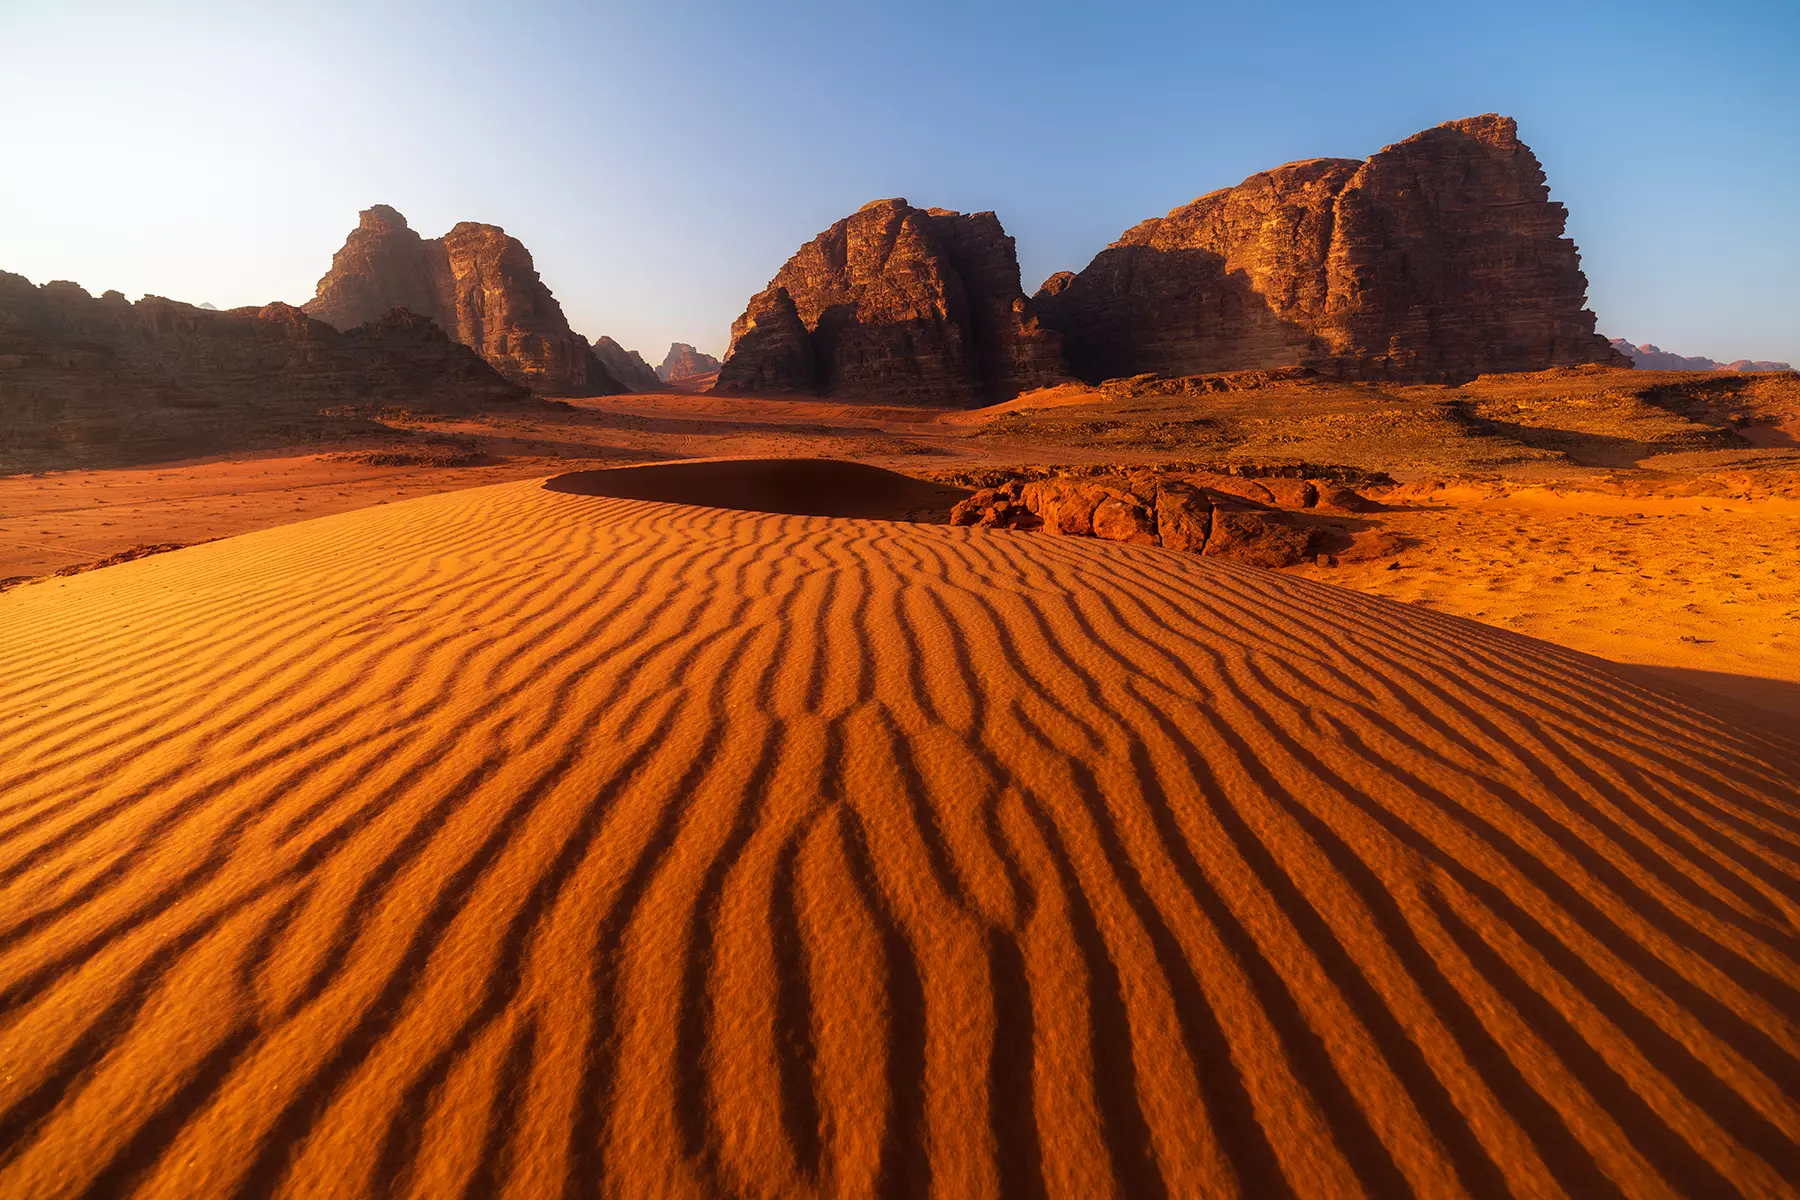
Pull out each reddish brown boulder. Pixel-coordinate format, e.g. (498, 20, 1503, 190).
(1036, 116, 1626, 383)
(1202, 501, 1319, 568)
(1092, 496, 1158, 544)
(968, 469, 1362, 568)
(1154, 481, 1213, 553)
(950, 484, 1040, 529)
(714, 198, 1066, 405)
(304, 206, 623, 396)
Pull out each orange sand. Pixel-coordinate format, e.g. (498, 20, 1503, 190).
(1, 462, 1798, 1197)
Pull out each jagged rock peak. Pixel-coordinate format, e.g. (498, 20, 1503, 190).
(304, 205, 623, 396)
(1035, 115, 1626, 383)
(714, 199, 1066, 405)
(657, 342, 721, 383)
(590, 336, 661, 391)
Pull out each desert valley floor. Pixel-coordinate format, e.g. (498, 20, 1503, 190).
(2, 370, 1799, 1196)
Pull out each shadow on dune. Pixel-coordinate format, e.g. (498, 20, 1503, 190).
(1616, 662, 1800, 730)
(544, 457, 970, 521)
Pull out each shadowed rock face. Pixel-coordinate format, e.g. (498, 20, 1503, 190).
(590, 336, 661, 391)
(1036, 116, 1626, 383)
(656, 342, 720, 383)
(305, 206, 624, 396)
(0, 271, 528, 470)
(715, 198, 1066, 405)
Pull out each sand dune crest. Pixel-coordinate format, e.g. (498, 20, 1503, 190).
(0, 461, 1797, 1198)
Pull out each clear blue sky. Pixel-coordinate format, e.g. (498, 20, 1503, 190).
(3, 0, 1795, 364)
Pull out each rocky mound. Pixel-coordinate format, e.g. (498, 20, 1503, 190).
(303, 205, 624, 396)
(590, 335, 661, 391)
(951, 468, 1378, 567)
(714, 198, 1067, 405)
(1036, 115, 1626, 383)
(0, 271, 527, 471)
(1609, 338, 1794, 372)
(656, 341, 721, 385)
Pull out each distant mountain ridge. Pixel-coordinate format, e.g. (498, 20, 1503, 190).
(1608, 338, 1792, 373)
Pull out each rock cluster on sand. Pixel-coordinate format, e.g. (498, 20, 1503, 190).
(304, 205, 624, 396)
(656, 342, 720, 384)
(1608, 338, 1793, 372)
(950, 469, 1376, 568)
(1031, 115, 1625, 383)
(0, 271, 527, 470)
(589, 335, 661, 391)
(714, 198, 1066, 405)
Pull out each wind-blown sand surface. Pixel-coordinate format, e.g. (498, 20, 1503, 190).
(2, 461, 1799, 1198)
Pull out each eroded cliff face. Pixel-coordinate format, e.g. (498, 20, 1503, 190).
(656, 342, 720, 384)
(714, 198, 1066, 405)
(1036, 116, 1626, 382)
(0, 272, 527, 470)
(305, 207, 624, 396)
(590, 336, 661, 391)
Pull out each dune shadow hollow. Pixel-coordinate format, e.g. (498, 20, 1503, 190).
(544, 457, 970, 521)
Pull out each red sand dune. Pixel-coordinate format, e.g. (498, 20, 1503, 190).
(1, 459, 1797, 1198)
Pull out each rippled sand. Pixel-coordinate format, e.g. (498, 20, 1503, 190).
(2, 462, 1797, 1198)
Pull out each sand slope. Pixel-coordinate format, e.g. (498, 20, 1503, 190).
(1, 464, 1798, 1199)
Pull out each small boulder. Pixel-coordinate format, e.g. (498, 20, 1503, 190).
(1092, 496, 1158, 544)
(1154, 481, 1213, 553)
(1203, 501, 1317, 568)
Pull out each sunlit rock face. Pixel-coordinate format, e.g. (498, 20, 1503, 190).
(656, 342, 720, 384)
(1035, 115, 1627, 383)
(305, 205, 623, 396)
(715, 198, 1066, 405)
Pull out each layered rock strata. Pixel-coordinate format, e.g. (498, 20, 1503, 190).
(0, 272, 526, 470)
(304, 205, 624, 395)
(1036, 116, 1625, 382)
(715, 198, 1066, 405)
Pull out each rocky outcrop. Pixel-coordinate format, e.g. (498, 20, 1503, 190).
(0, 272, 527, 471)
(714, 198, 1066, 405)
(948, 469, 1373, 568)
(304, 205, 623, 396)
(590, 336, 661, 390)
(1036, 116, 1625, 383)
(1609, 338, 1793, 372)
(713, 287, 814, 394)
(656, 342, 721, 385)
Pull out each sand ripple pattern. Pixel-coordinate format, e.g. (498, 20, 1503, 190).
(1, 477, 1798, 1199)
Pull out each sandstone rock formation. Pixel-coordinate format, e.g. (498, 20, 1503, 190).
(714, 287, 813, 393)
(1609, 338, 1793, 372)
(590, 336, 661, 391)
(304, 205, 623, 396)
(715, 198, 1066, 405)
(948, 469, 1372, 567)
(1035, 116, 1626, 383)
(656, 342, 720, 385)
(0, 271, 527, 471)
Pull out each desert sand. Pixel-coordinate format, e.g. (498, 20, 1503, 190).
(2, 460, 1797, 1197)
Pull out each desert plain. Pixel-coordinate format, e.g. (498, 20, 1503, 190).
(3, 109, 1800, 1199)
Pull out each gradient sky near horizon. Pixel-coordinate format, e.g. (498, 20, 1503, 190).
(3, 0, 1796, 365)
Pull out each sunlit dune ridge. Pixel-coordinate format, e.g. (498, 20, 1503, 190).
(1, 464, 1798, 1199)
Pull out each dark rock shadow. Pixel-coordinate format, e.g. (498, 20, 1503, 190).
(1036, 246, 1326, 383)
(544, 458, 971, 522)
